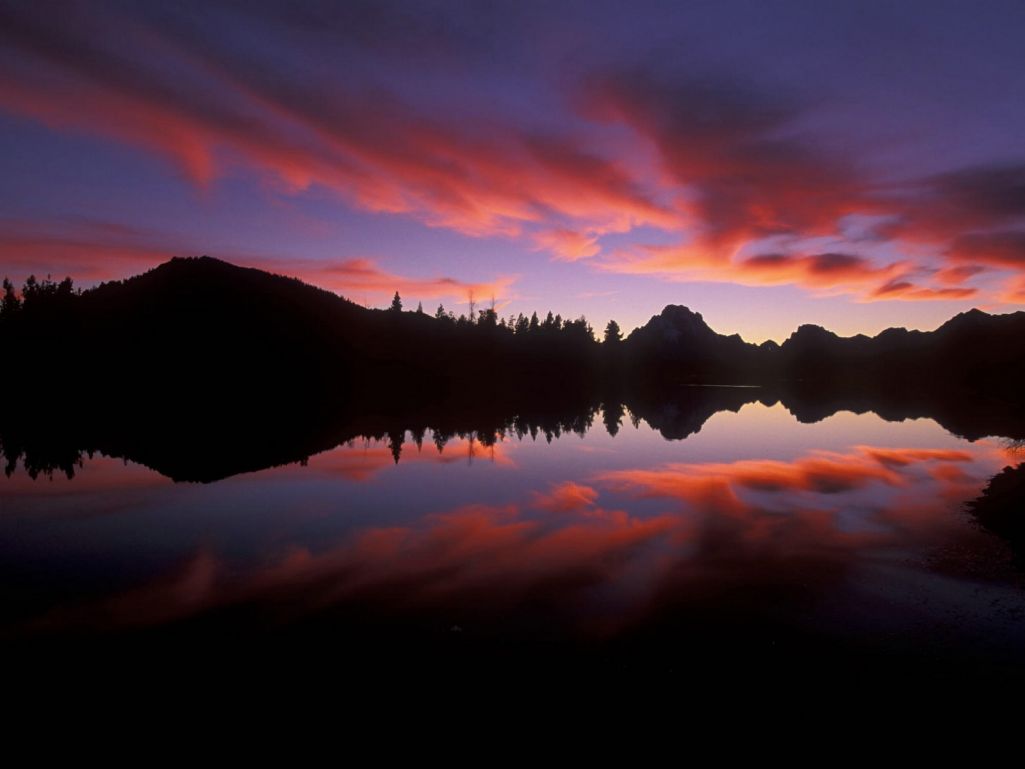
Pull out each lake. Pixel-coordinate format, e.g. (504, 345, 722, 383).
(3, 396, 1025, 686)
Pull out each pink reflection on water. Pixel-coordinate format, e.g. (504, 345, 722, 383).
(12, 437, 1013, 641)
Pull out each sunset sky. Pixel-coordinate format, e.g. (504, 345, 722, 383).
(2, 0, 1024, 342)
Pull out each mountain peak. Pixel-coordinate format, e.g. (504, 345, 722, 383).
(660, 304, 703, 320)
(787, 324, 838, 342)
(938, 307, 992, 333)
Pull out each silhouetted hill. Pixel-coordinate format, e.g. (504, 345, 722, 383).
(1, 256, 606, 404)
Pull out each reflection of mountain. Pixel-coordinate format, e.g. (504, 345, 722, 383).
(623, 386, 767, 440)
(4, 385, 1025, 483)
(777, 386, 1025, 441)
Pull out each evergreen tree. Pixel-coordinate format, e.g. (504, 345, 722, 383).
(1, 278, 21, 318)
(604, 319, 622, 344)
(390, 291, 402, 312)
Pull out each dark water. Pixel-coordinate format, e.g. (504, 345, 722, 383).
(3, 399, 1025, 686)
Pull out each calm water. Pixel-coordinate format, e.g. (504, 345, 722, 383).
(3, 400, 1025, 681)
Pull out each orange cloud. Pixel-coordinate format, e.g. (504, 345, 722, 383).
(998, 275, 1025, 304)
(935, 265, 987, 286)
(532, 229, 601, 261)
(869, 279, 977, 301)
(596, 241, 985, 302)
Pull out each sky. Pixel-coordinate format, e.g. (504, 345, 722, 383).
(1, 0, 1024, 343)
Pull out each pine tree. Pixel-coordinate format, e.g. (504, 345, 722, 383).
(604, 319, 622, 344)
(390, 291, 402, 312)
(1, 278, 21, 318)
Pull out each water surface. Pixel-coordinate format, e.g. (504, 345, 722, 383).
(3, 400, 1024, 682)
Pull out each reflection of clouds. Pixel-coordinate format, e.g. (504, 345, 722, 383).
(21, 501, 675, 635)
(531, 481, 599, 512)
(1, 455, 169, 495)
(12, 444, 1004, 639)
(599, 446, 976, 509)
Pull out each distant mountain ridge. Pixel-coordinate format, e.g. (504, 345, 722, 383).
(3, 255, 1025, 396)
(626, 300, 1025, 388)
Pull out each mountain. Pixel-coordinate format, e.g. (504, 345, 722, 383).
(4, 256, 1025, 400)
(774, 308, 1025, 390)
(622, 305, 771, 384)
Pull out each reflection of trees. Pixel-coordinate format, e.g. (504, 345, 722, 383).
(7, 381, 1025, 484)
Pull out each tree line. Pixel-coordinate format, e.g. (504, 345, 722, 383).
(386, 289, 623, 345)
(2, 274, 78, 318)
(1, 277, 625, 345)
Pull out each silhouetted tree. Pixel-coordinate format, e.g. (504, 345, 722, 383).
(22, 275, 39, 306)
(478, 307, 498, 329)
(1, 278, 21, 318)
(604, 319, 623, 344)
(390, 291, 403, 312)
(528, 312, 540, 333)
(416, 301, 424, 314)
